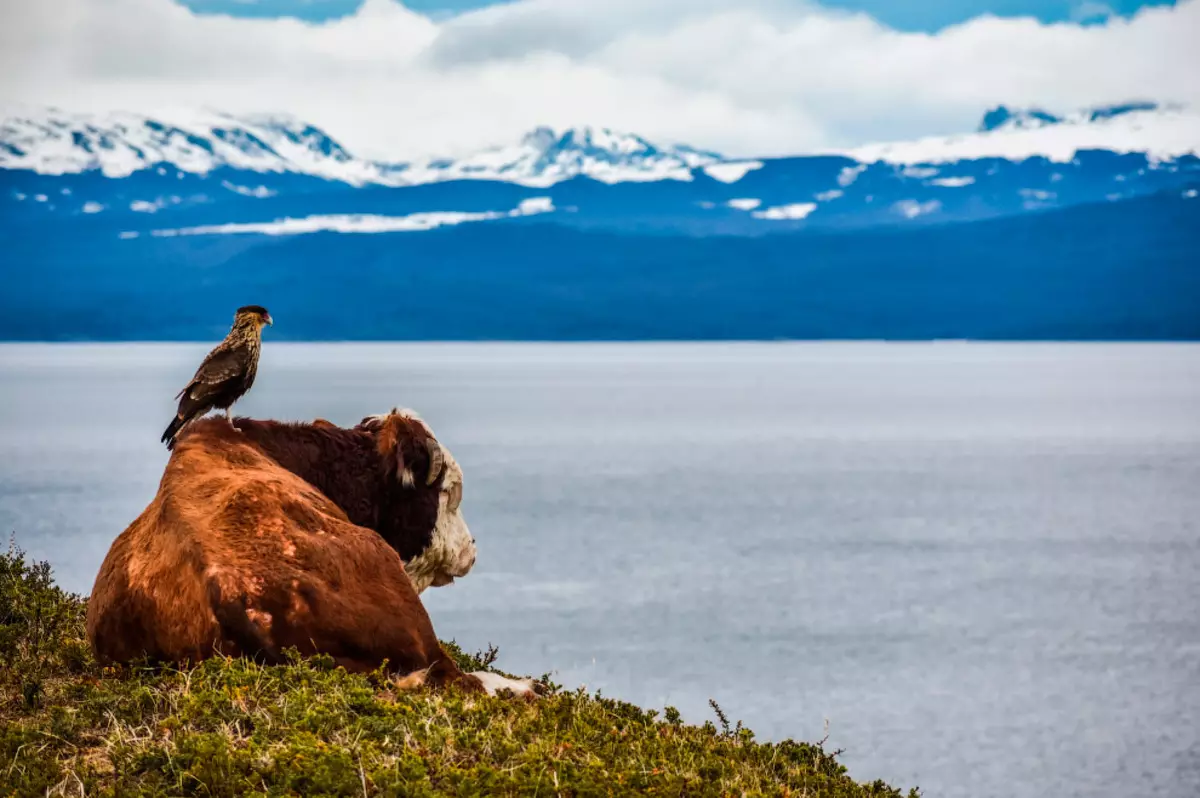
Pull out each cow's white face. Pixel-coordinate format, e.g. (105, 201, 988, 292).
(405, 446, 476, 593)
(364, 408, 477, 594)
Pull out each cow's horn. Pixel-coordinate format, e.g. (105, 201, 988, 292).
(425, 437, 445, 486)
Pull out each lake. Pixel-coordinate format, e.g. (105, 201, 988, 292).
(1, 342, 1197, 798)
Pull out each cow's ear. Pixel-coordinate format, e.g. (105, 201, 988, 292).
(312, 418, 338, 429)
(374, 415, 415, 488)
(370, 411, 444, 489)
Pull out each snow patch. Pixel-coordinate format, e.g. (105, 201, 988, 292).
(143, 197, 555, 237)
(131, 196, 183, 212)
(704, 161, 763, 183)
(726, 198, 762, 211)
(516, 196, 554, 214)
(893, 199, 941, 219)
(902, 166, 939, 178)
(752, 202, 817, 220)
(928, 176, 975, 188)
(837, 165, 866, 187)
(221, 181, 277, 198)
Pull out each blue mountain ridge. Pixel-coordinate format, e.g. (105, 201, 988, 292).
(2, 103, 1197, 340)
(3, 187, 1197, 341)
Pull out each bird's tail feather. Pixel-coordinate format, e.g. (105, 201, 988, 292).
(162, 415, 185, 449)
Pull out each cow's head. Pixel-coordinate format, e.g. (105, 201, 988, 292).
(357, 408, 476, 593)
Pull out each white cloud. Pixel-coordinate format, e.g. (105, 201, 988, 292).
(1, 0, 1197, 160)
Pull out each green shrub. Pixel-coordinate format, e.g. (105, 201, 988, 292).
(0, 544, 917, 797)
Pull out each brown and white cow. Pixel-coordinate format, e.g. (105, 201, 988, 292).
(86, 408, 535, 696)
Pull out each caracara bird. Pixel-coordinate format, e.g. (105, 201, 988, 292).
(161, 305, 273, 450)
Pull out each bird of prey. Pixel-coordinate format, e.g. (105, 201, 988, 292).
(161, 305, 273, 450)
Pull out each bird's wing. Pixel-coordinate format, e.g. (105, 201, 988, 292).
(176, 344, 247, 403)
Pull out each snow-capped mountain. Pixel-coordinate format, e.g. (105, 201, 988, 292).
(3, 102, 1198, 237)
(0, 108, 393, 184)
(0, 107, 719, 188)
(845, 102, 1199, 164)
(4, 102, 1197, 186)
(397, 126, 721, 187)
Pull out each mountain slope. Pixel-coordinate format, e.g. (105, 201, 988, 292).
(3, 189, 1197, 341)
(0, 108, 390, 184)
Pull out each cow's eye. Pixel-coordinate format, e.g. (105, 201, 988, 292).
(448, 482, 463, 512)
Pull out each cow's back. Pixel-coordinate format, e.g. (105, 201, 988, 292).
(86, 427, 453, 678)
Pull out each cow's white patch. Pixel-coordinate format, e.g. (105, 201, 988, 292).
(472, 671, 537, 697)
(404, 450, 475, 593)
(376, 408, 478, 594)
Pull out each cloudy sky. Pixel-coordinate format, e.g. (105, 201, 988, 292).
(1, 0, 1196, 159)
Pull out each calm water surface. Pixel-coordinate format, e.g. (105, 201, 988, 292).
(1, 343, 1198, 798)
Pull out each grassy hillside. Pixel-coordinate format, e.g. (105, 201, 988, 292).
(1, 544, 916, 797)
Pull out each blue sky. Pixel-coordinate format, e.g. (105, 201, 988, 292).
(181, 0, 1178, 30)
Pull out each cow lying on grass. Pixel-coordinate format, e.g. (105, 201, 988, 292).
(87, 408, 535, 696)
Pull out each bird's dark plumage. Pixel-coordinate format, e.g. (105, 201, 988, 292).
(162, 306, 272, 449)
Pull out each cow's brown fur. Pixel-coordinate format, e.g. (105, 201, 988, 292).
(86, 414, 479, 691)
(228, 415, 445, 563)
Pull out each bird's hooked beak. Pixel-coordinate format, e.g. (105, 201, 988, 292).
(263, 313, 273, 327)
